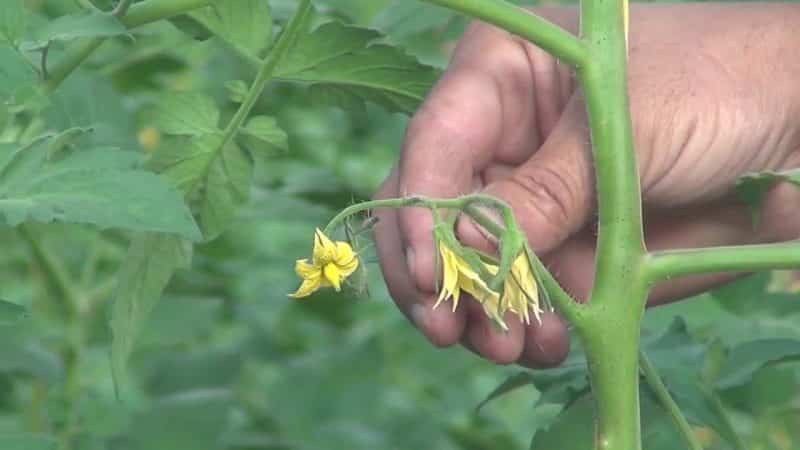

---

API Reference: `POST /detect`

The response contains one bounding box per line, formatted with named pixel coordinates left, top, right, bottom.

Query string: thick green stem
left=44, top=0, right=214, bottom=92
left=579, top=0, right=645, bottom=304
left=645, top=241, right=800, bottom=284
left=580, top=299, right=643, bottom=450
left=420, top=0, right=587, bottom=67
left=639, top=350, right=704, bottom=450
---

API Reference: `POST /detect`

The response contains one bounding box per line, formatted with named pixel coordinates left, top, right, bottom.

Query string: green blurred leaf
left=716, top=338, right=800, bottom=389
left=0, top=0, right=27, bottom=46
left=27, top=12, right=127, bottom=48
left=190, top=0, right=273, bottom=56
left=125, top=389, right=233, bottom=450
left=0, top=131, right=201, bottom=240
left=736, top=170, right=800, bottom=226
left=275, top=21, right=439, bottom=114
left=372, top=1, right=452, bottom=38
left=225, top=79, right=249, bottom=103
left=148, top=134, right=253, bottom=240
left=110, top=233, right=192, bottom=395
left=240, top=115, right=289, bottom=158
left=476, top=372, right=534, bottom=412
left=0, top=434, right=57, bottom=450
left=0, top=299, right=28, bottom=326
left=0, top=324, right=63, bottom=382
left=0, top=46, right=38, bottom=109
left=152, top=92, right=221, bottom=136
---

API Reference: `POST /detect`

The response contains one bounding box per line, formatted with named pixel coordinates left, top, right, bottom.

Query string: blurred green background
left=1, top=1, right=799, bottom=449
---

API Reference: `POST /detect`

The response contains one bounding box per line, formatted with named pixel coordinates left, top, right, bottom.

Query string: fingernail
left=410, top=303, right=426, bottom=329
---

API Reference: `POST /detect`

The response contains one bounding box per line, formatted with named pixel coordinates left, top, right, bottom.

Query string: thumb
left=460, top=99, right=595, bottom=255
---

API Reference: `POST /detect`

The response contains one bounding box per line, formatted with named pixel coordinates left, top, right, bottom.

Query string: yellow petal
left=295, top=259, right=319, bottom=278
left=323, top=263, right=343, bottom=291
left=289, top=275, right=322, bottom=298
left=333, top=241, right=359, bottom=276
left=313, top=228, right=337, bottom=263
left=435, top=243, right=461, bottom=310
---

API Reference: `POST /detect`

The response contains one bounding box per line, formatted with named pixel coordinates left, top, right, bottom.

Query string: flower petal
left=313, top=228, right=336, bottom=263
left=289, top=275, right=322, bottom=298
left=323, top=263, right=343, bottom=291
left=333, top=241, right=359, bottom=276
left=295, top=259, right=320, bottom=278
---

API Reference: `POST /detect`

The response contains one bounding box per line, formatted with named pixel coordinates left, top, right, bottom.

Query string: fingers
left=373, top=169, right=466, bottom=347
left=397, top=23, right=542, bottom=293
left=459, top=97, right=594, bottom=255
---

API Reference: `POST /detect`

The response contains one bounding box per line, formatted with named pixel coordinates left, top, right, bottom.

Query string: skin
left=374, top=3, right=800, bottom=367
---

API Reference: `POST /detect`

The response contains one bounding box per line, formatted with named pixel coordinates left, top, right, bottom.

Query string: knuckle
left=508, top=165, right=581, bottom=233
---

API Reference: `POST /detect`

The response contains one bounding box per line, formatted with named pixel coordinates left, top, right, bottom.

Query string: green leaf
left=125, top=389, right=233, bottom=450
left=109, top=232, right=192, bottom=395
left=28, top=12, right=127, bottom=48
left=275, top=21, right=439, bottom=114
left=0, top=324, right=63, bottom=382
left=372, top=1, right=453, bottom=39
left=476, top=372, right=535, bottom=412
left=736, top=169, right=800, bottom=226
left=0, top=434, right=57, bottom=450
left=152, top=92, right=220, bottom=136
left=0, top=131, right=201, bottom=240
left=239, top=115, right=289, bottom=158
left=190, top=0, right=273, bottom=56
left=225, top=79, right=248, bottom=103
left=716, top=338, right=800, bottom=389
left=148, top=134, right=253, bottom=240
left=0, top=299, right=28, bottom=325
left=0, top=0, right=27, bottom=46
left=0, top=46, right=38, bottom=106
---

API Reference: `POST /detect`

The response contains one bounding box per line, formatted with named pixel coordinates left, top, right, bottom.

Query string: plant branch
left=17, top=225, right=81, bottom=316
left=216, top=0, right=312, bottom=159
left=419, top=0, right=587, bottom=67
left=645, top=241, right=800, bottom=284
left=639, top=350, right=704, bottom=450
left=44, top=0, right=214, bottom=93
left=112, top=0, right=134, bottom=17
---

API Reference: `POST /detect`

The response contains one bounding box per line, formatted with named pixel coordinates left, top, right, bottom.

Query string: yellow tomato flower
left=289, top=229, right=359, bottom=298
left=503, top=253, right=543, bottom=325
left=434, top=241, right=543, bottom=329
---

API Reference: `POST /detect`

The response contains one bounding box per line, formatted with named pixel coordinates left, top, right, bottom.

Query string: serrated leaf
left=239, top=115, right=288, bottom=158
left=148, top=134, right=253, bottom=240
left=152, top=92, right=220, bottom=136
left=716, top=338, right=800, bottom=389
left=736, top=169, right=800, bottom=227
left=0, top=434, right=57, bottom=450
left=27, top=12, right=127, bottom=49
left=0, top=299, right=28, bottom=325
left=190, top=0, right=273, bottom=56
left=0, top=131, right=201, bottom=240
left=274, top=21, right=439, bottom=114
left=0, top=0, right=27, bottom=46
left=110, top=232, right=192, bottom=396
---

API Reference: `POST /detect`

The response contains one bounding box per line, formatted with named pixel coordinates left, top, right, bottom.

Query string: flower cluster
left=434, top=241, right=543, bottom=330
left=289, top=225, right=544, bottom=332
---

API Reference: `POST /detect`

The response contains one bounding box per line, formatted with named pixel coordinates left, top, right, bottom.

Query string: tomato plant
left=0, top=1, right=798, bottom=449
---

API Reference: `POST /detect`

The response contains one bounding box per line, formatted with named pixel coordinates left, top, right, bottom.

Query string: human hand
left=374, top=3, right=800, bottom=367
